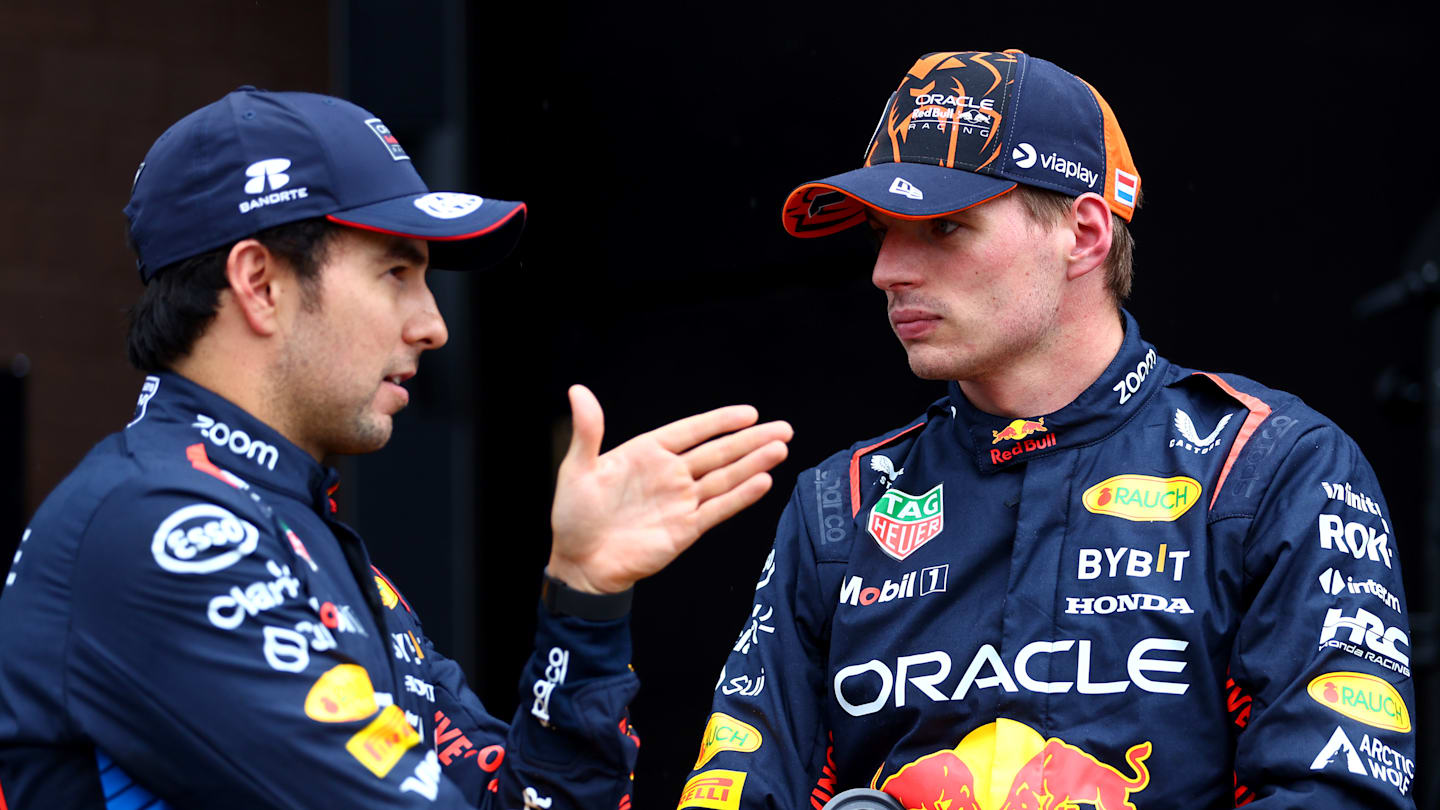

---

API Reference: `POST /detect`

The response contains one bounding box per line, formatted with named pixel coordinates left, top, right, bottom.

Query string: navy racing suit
left=0, top=373, right=641, bottom=809
left=681, top=310, right=1416, bottom=809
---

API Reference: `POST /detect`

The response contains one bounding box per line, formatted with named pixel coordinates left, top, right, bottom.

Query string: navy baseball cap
left=782, top=50, right=1140, bottom=238
left=125, top=86, right=526, bottom=282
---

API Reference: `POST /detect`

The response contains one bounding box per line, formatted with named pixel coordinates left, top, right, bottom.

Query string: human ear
left=1065, top=193, right=1113, bottom=281
left=224, top=239, right=283, bottom=336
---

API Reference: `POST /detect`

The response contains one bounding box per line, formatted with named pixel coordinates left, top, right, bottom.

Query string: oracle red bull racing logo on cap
left=880, top=719, right=1151, bottom=810
left=868, top=484, right=943, bottom=561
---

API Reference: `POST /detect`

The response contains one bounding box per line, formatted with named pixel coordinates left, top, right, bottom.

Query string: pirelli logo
left=346, top=704, right=419, bottom=778
left=678, top=769, right=746, bottom=810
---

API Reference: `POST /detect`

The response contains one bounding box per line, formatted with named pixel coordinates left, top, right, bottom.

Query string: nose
left=870, top=223, right=922, bottom=292
left=405, top=282, right=449, bottom=350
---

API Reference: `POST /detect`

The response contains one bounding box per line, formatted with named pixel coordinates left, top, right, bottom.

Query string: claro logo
left=194, top=414, right=279, bottom=471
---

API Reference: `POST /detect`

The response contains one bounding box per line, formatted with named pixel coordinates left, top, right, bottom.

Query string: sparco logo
left=152, top=503, right=260, bottom=574
left=194, top=414, right=279, bottom=471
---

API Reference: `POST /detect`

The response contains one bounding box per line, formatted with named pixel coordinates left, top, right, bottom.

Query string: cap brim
left=781, top=163, right=1016, bottom=238
left=326, top=193, right=527, bottom=269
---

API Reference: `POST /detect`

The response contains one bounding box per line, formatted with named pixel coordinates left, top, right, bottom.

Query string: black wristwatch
left=540, top=571, right=633, bottom=621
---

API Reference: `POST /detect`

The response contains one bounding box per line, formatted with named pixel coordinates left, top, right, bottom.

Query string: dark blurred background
left=2, top=1, right=1438, bottom=806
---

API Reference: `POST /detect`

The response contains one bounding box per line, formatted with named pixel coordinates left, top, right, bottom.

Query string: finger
left=647, top=404, right=760, bottom=454
left=564, top=384, right=605, bottom=465
left=682, top=420, right=794, bottom=478
left=692, top=472, right=775, bottom=536
left=695, top=439, right=789, bottom=502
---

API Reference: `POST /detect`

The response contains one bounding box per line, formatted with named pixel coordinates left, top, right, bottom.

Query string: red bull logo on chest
left=990, top=419, right=1057, bottom=465
left=868, top=484, right=944, bottom=561
left=880, top=719, right=1152, bottom=810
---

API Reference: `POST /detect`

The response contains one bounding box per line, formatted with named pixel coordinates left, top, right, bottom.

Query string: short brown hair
left=126, top=218, right=339, bottom=372
left=1013, top=184, right=1137, bottom=303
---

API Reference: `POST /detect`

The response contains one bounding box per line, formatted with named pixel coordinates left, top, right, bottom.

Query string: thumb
left=565, top=384, right=604, bottom=466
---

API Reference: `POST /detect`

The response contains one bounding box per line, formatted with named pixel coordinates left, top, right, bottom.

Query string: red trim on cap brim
left=326, top=201, right=527, bottom=242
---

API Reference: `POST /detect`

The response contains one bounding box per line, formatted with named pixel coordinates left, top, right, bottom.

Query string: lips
left=890, top=308, right=941, bottom=340
left=382, top=371, right=414, bottom=408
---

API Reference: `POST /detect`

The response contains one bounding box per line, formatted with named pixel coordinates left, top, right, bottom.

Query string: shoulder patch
left=1192, top=373, right=1272, bottom=509
left=849, top=422, right=926, bottom=518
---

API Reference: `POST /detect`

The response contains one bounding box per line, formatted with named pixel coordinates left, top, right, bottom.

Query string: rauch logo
left=1082, top=475, right=1201, bottom=522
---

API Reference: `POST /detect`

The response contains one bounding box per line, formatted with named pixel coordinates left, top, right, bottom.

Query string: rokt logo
left=244, top=158, right=291, bottom=194
left=1012, top=142, right=1038, bottom=168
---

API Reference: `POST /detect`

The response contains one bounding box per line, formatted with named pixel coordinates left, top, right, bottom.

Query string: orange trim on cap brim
left=326, top=201, right=527, bottom=242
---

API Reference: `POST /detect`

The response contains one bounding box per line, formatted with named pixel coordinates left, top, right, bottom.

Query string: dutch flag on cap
left=1114, top=169, right=1138, bottom=208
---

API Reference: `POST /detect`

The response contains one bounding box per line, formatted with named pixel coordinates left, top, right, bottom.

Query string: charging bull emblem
left=880, top=719, right=1152, bottom=810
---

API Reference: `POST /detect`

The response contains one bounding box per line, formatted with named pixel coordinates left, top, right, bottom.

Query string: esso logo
left=152, top=504, right=260, bottom=574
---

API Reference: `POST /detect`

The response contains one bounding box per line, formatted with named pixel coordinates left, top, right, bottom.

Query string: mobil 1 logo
left=839, top=564, right=949, bottom=608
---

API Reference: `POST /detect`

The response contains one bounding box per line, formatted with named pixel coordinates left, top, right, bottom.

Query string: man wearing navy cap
left=0, top=87, right=792, bottom=808
left=683, top=51, right=1416, bottom=808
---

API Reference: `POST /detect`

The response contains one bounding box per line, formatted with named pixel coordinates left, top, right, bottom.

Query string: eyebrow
left=380, top=237, right=428, bottom=268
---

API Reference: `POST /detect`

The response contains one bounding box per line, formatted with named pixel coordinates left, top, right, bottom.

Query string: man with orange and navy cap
left=681, top=50, right=1416, bottom=809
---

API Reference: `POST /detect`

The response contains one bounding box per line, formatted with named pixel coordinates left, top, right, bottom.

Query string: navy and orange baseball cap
left=125, top=86, right=526, bottom=281
left=782, top=50, right=1139, bottom=238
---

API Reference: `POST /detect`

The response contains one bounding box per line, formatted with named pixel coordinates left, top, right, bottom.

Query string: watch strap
left=540, top=572, right=633, bottom=621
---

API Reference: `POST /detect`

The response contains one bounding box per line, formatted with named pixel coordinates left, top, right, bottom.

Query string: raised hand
left=547, top=384, right=793, bottom=594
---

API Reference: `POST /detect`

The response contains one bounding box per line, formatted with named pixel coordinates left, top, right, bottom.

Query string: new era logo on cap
left=889, top=177, right=923, bottom=200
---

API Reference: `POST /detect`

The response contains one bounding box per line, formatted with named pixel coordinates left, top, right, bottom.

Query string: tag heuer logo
left=867, top=484, right=943, bottom=561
